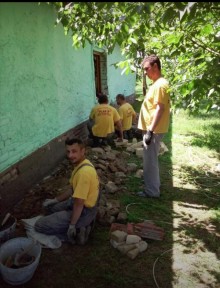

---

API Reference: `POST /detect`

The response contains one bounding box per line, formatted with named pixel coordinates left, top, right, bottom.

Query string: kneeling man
left=35, top=138, right=99, bottom=245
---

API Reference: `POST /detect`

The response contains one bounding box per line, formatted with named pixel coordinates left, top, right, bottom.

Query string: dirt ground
left=0, top=144, right=220, bottom=288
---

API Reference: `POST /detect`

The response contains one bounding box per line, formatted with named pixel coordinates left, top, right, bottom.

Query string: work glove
left=67, top=224, right=77, bottom=244
left=143, top=130, right=153, bottom=146
left=42, top=198, right=58, bottom=208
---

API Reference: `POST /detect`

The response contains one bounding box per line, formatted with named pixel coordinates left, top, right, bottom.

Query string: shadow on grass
left=117, top=114, right=174, bottom=288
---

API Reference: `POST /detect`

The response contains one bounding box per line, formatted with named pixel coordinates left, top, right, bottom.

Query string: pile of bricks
left=109, top=222, right=165, bottom=259
left=110, top=222, right=165, bottom=241
left=110, top=230, right=148, bottom=260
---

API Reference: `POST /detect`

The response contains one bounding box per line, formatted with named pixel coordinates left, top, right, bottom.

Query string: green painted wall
left=0, top=3, right=96, bottom=172
left=107, top=45, right=136, bottom=102
left=0, top=3, right=136, bottom=173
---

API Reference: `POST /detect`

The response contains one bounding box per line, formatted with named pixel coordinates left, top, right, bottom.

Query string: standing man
left=35, top=138, right=99, bottom=245
left=115, top=94, right=137, bottom=140
left=137, top=55, right=170, bottom=198
left=89, top=94, right=123, bottom=147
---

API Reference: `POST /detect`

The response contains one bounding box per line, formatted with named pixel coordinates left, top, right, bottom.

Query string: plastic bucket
left=0, top=237, right=42, bottom=285
left=0, top=215, right=17, bottom=244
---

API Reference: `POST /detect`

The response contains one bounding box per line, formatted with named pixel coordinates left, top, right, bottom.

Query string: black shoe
left=136, top=191, right=159, bottom=198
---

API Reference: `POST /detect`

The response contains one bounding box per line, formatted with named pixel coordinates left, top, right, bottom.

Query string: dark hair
left=65, top=138, right=85, bottom=147
left=96, top=92, right=103, bottom=98
left=98, top=94, right=108, bottom=104
left=116, top=94, right=125, bottom=101
left=142, top=54, right=161, bottom=71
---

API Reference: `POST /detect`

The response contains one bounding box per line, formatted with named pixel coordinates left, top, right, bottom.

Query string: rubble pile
left=10, top=140, right=168, bottom=244
left=110, top=230, right=148, bottom=260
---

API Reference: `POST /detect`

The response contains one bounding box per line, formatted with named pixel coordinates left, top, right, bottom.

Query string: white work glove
left=42, top=198, right=58, bottom=208
left=67, top=224, right=77, bottom=244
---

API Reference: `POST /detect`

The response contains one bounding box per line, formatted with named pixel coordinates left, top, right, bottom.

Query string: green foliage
left=50, top=2, right=220, bottom=112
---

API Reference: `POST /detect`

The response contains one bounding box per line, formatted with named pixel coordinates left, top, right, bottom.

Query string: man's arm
left=132, top=112, right=137, bottom=124
left=143, top=102, right=165, bottom=146
left=70, top=198, right=85, bottom=225
left=56, top=187, right=72, bottom=202
left=149, top=102, right=164, bottom=132
left=115, top=120, right=123, bottom=141
left=42, top=187, right=72, bottom=207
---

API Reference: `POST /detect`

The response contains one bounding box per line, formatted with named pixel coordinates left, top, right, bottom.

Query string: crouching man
left=35, top=138, right=99, bottom=245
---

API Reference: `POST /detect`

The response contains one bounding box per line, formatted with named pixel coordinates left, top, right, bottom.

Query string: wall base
left=0, top=121, right=88, bottom=215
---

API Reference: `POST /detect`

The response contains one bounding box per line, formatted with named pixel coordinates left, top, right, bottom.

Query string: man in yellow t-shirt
left=89, top=94, right=123, bottom=147
left=137, top=54, right=170, bottom=198
left=35, top=138, right=99, bottom=245
left=116, top=94, right=137, bottom=140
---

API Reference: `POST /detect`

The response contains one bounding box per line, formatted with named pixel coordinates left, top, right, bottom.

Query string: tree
left=51, top=2, right=220, bottom=112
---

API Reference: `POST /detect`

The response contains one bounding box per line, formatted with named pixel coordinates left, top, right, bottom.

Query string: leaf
left=174, top=2, right=187, bottom=10
left=130, top=37, right=137, bottom=44
left=200, top=24, right=213, bottom=36
left=162, top=7, right=176, bottom=24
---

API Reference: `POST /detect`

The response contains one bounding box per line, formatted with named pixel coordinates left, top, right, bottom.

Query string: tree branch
left=189, top=37, right=220, bottom=57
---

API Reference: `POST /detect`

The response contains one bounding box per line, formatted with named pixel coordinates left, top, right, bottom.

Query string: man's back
left=118, top=102, right=136, bottom=131
left=90, top=103, right=120, bottom=137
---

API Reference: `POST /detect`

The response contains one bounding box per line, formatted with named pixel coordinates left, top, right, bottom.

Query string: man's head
left=142, top=55, right=161, bottom=81
left=65, top=138, right=86, bottom=165
left=98, top=94, right=108, bottom=104
left=116, top=94, right=125, bottom=106
left=96, top=92, right=103, bottom=99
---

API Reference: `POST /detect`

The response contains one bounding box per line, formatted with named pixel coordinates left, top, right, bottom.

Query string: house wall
left=107, top=45, right=136, bottom=103
left=0, top=2, right=96, bottom=174
left=0, top=3, right=136, bottom=213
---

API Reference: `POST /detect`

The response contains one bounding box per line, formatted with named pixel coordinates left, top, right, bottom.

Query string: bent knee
left=34, top=219, right=45, bottom=233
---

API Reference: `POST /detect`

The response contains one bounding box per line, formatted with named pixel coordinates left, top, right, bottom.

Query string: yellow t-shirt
left=69, top=159, right=99, bottom=208
left=90, top=104, right=120, bottom=137
left=138, top=77, right=170, bottom=133
left=118, top=103, right=136, bottom=131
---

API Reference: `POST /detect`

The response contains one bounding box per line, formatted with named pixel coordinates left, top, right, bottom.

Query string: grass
left=3, top=99, right=220, bottom=288
left=117, top=105, right=220, bottom=287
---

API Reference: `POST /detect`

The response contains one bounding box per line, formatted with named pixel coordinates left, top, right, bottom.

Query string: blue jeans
left=35, top=198, right=97, bottom=240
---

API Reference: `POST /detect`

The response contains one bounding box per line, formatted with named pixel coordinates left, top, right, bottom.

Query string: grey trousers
left=143, top=133, right=164, bottom=197
left=35, top=198, right=97, bottom=240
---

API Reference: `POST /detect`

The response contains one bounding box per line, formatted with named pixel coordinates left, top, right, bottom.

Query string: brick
left=126, top=235, right=141, bottom=245
left=110, top=230, right=127, bottom=243
left=133, top=222, right=165, bottom=241
left=127, top=247, right=140, bottom=260
left=117, top=243, right=136, bottom=254
left=110, top=222, right=165, bottom=241
left=135, top=240, right=148, bottom=253
left=110, top=223, right=127, bottom=234
left=110, top=239, right=124, bottom=249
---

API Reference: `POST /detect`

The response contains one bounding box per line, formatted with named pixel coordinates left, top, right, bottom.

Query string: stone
left=159, top=141, right=169, bottom=155
left=135, top=240, right=148, bottom=252
left=91, top=147, right=105, bottom=154
left=126, top=234, right=142, bottom=245
left=114, top=139, right=128, bottom=147
left=135, top=169, right=143, bottom=178
left=136, top=148, right=143, bottom=158
left=115, top=172, right=126, bottom=178
left=117, top=212, right=127, bottom=223
left=127, top=163, right=138, bottom=172
left=127, top=247, right=140, bottom=259
left=105, top=182, right=118, bottom=194
left=117, top=243, right=136, bottom=254
left=111, top=230, right=127, bottom=243
left=105, top=152, right=116, bottom=161
left=110, top=239, right=124, bottom=249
